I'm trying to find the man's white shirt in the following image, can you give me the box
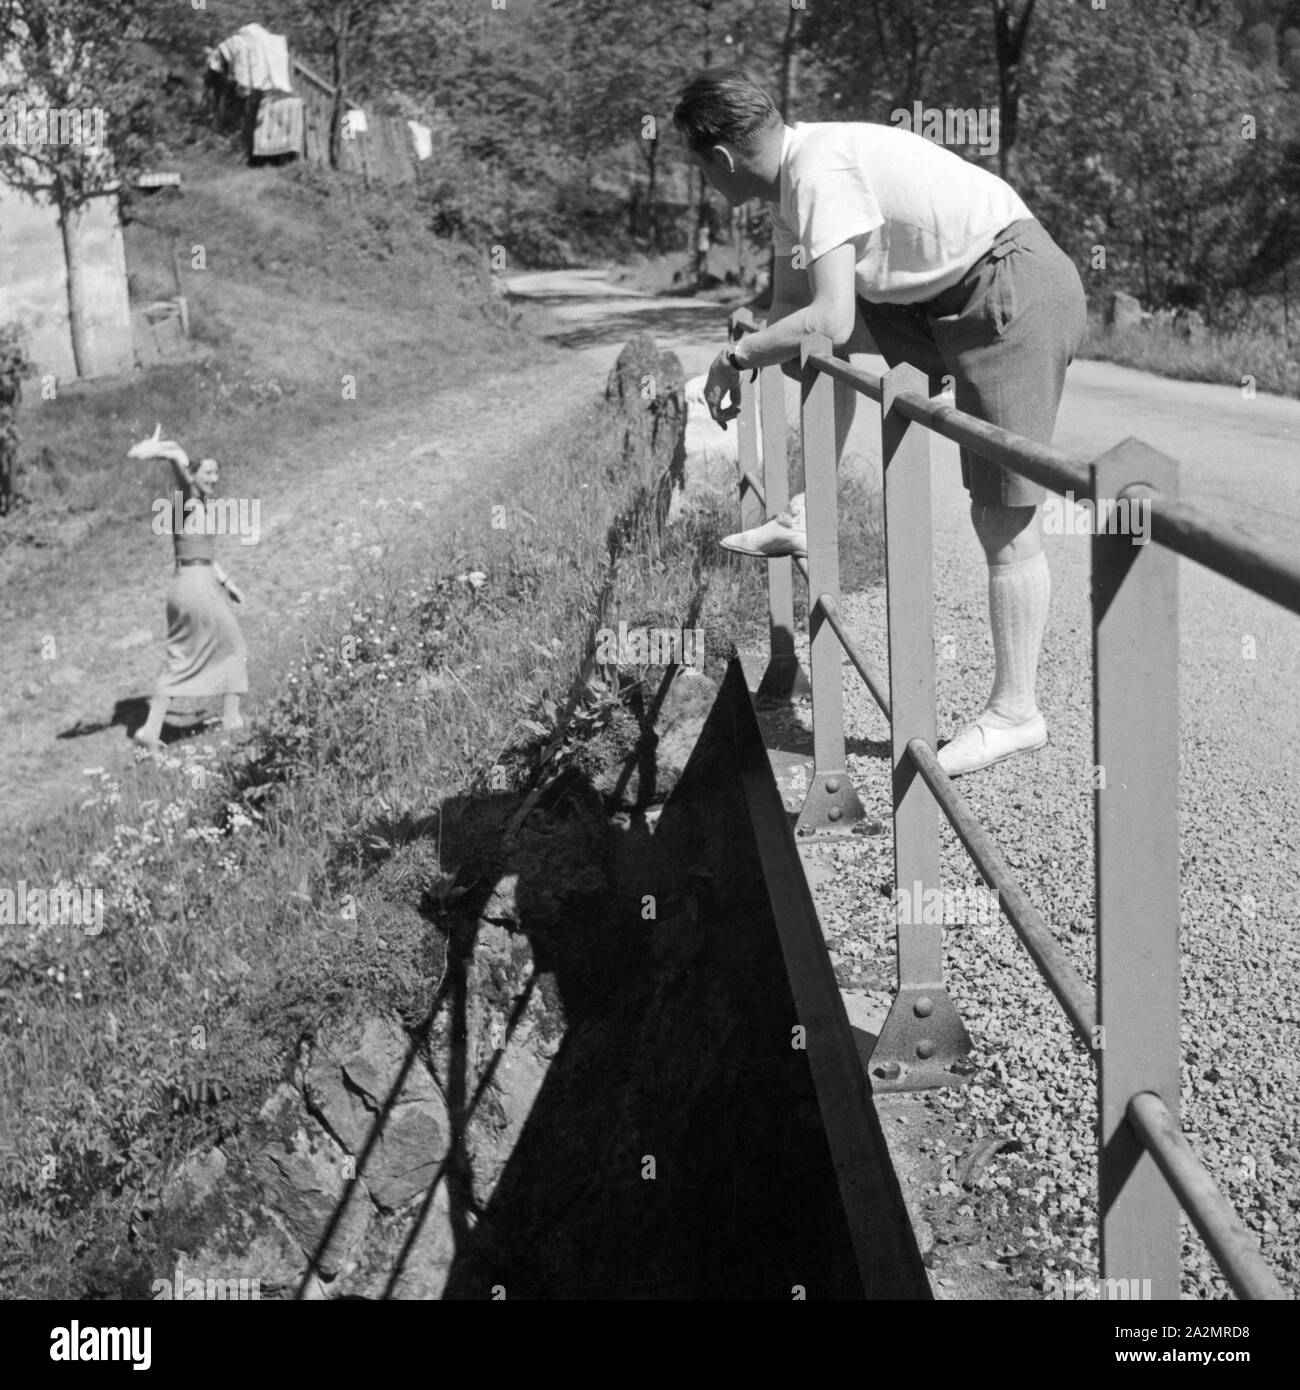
[770,122,1033,305]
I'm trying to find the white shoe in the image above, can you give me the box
[937,711,1047,777]
[723,494,807,558]
[721,512,807,558]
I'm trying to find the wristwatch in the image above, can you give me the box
[725,348,742,372]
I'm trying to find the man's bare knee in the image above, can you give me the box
[971,502,1042,561]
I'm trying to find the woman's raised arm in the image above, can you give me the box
[128,425,192,490]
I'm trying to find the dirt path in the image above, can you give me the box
[0,360,585,837]
[502,267,726,368]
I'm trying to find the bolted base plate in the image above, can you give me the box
[868,986,974,1093]
[794,769,868,836]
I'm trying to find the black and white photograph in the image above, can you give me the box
[0,0,1296,1346]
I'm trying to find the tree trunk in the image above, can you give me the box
[766,6,805,301]
[992,0,1036,183]
[692,0,714,282]
[645,140,658,249]
[58,185,90,379]
[1283,259,1291,348]
[870,0,890,77]
[1140,218,1152,307]
[329,3,351,171]
[778,6,803,120]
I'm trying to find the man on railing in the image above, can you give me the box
[672,67,1087,777]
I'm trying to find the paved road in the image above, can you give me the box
[507,266,1300,522]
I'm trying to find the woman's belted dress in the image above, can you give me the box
[157,495,248,699]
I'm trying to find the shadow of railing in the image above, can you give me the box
[297,661,920,1298]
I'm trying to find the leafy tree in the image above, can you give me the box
[1026,0,1276,314]
[1,0,162,373]
[801,0,988,122]
[545,0,707,247]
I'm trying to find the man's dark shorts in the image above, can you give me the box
[855,218,1087,508]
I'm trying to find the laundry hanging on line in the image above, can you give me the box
[208,22,292,96]
[254,95,305,157]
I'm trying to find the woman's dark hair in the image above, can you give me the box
[672,66,782,154]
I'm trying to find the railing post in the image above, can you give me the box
[736,378,766,532]
[869,362,972,1091]
[795,335,867,833]
[753,364,811,703]
[1093,441,1181,1298]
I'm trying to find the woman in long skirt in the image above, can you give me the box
[127,425,249,749]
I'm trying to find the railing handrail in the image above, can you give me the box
[805,351,1300,616]
[738,337,1293,1300]
[1127,1093,1289,1300]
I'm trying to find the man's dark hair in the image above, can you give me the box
[672,66,782,154]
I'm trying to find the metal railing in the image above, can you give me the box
[735,332,1294,1300]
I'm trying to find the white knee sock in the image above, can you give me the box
[985,550,1050,724]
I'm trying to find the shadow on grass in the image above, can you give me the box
[57,696,216,744]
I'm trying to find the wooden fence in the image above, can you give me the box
[290,56,421,187]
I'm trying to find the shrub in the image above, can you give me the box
[0,323,29,516]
